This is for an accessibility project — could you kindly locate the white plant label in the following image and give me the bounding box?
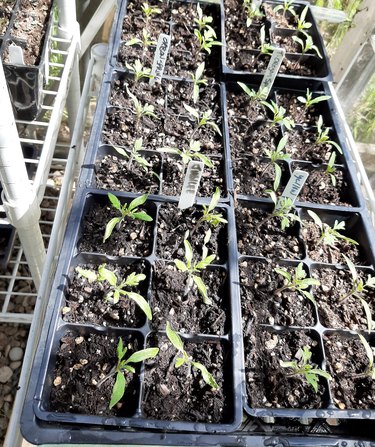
[279,170,309,205]
[8,45,24,65]
[178,161,204,209]
[150,33,171,85]
[258,47,285,99]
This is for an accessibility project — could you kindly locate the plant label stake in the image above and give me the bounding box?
[8,45,25,65]
[258,48,285,99]
[178,161,204,209]
[150,33,171,85]
[277,169,309,208]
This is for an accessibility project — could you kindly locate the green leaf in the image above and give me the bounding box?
[110,143,129,158]
[117,337,127,360]
[194,152,213,168]
[193,275,212,305]
[183,103,200,119]
[207,121,222,136]
[127,291,153,320]
[195,62,205,80]
[274,163,282,191]
[126,348,159,364]
[307,210,322,228]
[124,365,135,373]
[103,217,121,242]
[358,334,374,369]
[175,357,185,368]
[174,259,188,272]
[75,267,97,283]
[343,254,358,281]
[166,321,184,352]
[184,239,193,266]
[125,37,142,46]
[109,371,126,409]
[274,268,291,281]
[98,265,118,287]
[108,192,121,210]
[310,368,332,380]
[305,372,318,393]
[125,272,146,287]
[359,296,373,333]
[300,290,316,304]
[280,360,297,369]
[208,187,221,213]
[128,194,149,212]
[192,361,218,389]
[132,211,153,221]
[195,254,216,270]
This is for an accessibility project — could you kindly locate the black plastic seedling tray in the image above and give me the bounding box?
[20,0,375,444]
[0,0,55,120]
[221,0,332,88]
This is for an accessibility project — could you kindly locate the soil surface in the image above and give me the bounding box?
[240,259,316,328]
[312,267,375,331]
[156,202,227,264]
[0,0,15,36]
[95,150,161,194]
[62,261,149,328]
[276,92,331,127]
[324,334,375,409]
[142,334,228,423]
[245,329,327,409]
[7,0,52,65]
[151,263,228,335]
[235,203,304,259]
[302,220,363,264]
[79,197,155,257]
[50,332,140,416]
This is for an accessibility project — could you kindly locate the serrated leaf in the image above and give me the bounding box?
[305,372,318,393]
[166,321,184,352]
[193,275,212,305]
[126,348,159,364]
[125,272,146,287]
[109,371,126,409]
[127,291,152,320]
[103,217,122,242]
[192,361,218,389]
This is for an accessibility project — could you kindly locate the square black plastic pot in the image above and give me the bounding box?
[221,0,332,89]
[0,0,55,120]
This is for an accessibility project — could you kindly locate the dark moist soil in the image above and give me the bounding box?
[78,199,154,257]
[227,90,270,128]
[161,155,226,198]
[228,114,280,158]
[95,151,161,194]
[0,0,16,36]
[271,32,300,53]
[294,163,353,207]
[7,0,52,65]
[302,221,363,264]
[263,3,297,29]
[151,263,228,335]
[142,334,228,423]
[276,92,330,127]
[235,204,304,259]
[324,334,375,410]
[233,158,287,197]
[245,329,327,409]
[62,261,149,328]
[312,267,375,331]
[288,127,340,163]
[240,259,316,328]
[50,332,140,416]
[156,202,227,264]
